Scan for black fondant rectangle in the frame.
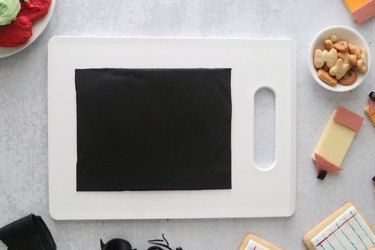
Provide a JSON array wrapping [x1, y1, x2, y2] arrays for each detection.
[[76, 68, 232, 191]]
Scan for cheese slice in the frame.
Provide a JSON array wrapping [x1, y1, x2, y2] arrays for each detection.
[[352, 0, 375, 24], [343, 0, 370, 12], [312, 111, 356, 167], [343, 0, 375, 24], [365, 106, 375, 126]]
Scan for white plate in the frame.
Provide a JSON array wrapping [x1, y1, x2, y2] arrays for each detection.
[[0, 0, 55, 58]]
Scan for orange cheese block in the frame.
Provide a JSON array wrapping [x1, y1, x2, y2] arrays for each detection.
[[343, 0, 375, 23], [343, 0, 371, 12], [352, 0, 375, 23], [365, 106, 375, 126]]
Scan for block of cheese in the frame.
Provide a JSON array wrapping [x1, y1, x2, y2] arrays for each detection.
[[353, 0, 375, 23], [369, 98, 375, 114], [303, 202, 375, 250], [344, 0, 371, 12], [343, 0, 375, 24], [365, 98, 375, 126], [365, 106, 375, 125], [238, 234, 282, 250], [312, 107, 363, 177]]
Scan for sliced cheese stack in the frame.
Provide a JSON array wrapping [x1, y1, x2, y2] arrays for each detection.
[[343, 0, 375, 24], [312, 107, 363, 178]]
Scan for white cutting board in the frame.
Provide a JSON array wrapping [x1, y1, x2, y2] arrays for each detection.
[[48, 37, 296, 220]]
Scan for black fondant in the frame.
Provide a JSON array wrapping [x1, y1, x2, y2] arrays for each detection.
[[317, 170, 327, 180], [76, 68, 232, 191], [369, 91, 375, 101], [0, 214, 56, 250]]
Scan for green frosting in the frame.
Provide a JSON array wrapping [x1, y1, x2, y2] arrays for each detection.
[[0, 0, 21, 26]]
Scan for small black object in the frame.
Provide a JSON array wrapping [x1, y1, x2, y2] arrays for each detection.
[[76, 68, 232, 191], [148, 234, 182, 250], [369, 91, 375, 101], [0, 214, 56, 250], [317, 170, 328, 180], [372, 176, 375, 182], [100, 238, 136, 250]]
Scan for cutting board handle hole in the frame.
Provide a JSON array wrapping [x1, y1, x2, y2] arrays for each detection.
[[254, 87, 275, 171]]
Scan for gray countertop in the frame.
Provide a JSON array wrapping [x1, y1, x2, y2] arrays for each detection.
[[0, 1, 374, 249]]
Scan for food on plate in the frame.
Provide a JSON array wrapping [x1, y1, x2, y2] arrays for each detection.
[[349, 43, 361, 58], [357, 49, 368, 73], [0, 16, 31, 47], [317, 69, 337, 87], [313, 35, 368, 87], [0, 0, 21, 26], [0, 0, 51, 47], [338, 69, 357, 85], [333, 40, 348, 53], [314, 48, 337, 69], [338, 51, 357, 66], [329, 58, 351, 80], [324, 39, 333, 50], [18, 0, 51, 22]]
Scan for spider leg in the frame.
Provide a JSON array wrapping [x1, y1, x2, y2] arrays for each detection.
[[162, 234, 169, 246]]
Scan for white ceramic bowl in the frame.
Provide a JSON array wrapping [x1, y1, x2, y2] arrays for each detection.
[[309, 25, 371, 92]]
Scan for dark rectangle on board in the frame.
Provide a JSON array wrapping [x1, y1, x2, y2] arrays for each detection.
[[75, 68, 232, 191]]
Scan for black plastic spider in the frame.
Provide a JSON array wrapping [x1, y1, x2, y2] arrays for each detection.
[[100, 238, 136, 250], [100, 234, 183, 250], [147, 234, 183, 250]]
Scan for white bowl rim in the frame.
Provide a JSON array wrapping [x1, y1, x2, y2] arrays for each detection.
[[308, 25, 371, 92]]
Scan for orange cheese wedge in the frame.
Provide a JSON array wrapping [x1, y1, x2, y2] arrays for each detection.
[[343, 0, 370, 12], [365, 106, 375, 126]]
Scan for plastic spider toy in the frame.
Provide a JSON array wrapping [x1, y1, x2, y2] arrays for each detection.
[[100, 234, 183, 250], [147, 234, 183, 250], [100, 238, 136, 250]]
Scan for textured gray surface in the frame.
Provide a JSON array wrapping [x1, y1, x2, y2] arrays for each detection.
[[0, 0, 374, 249]]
